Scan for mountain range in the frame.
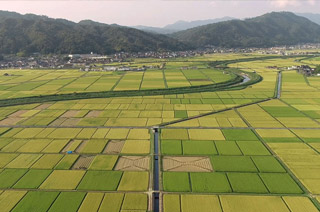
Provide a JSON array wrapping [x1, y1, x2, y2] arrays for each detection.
[[133, 17, 235, 34], [0, 11, 188, 55], [173, 12, 320, 48], [0, 11, 320, 54]]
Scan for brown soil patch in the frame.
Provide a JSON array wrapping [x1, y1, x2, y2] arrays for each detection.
[[61, 110, 81, 118], [162, 156, 213, 172], [85, 110, 102, 118], [0, 117, 25, 125], [8, 110, 28, 117], [34, 103, 52, 110], [75, 140, 89, 153], [49, 117, 67, 126], [60, 118, 81, 126], [72, 155, 94, 170], [115, 156, 150, 171], [103, 140, 125, 154]]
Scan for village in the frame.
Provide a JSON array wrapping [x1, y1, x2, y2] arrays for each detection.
[[267, 64, 320, 76], [0, 44, 319, 70], [290, 65, 320, 76]]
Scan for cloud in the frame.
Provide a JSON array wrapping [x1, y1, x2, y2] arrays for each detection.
[[209, 1, 218, 7], [307, 0, 316, 5], [270, 0, 301, 8]]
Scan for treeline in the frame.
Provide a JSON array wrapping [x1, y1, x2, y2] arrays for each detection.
[[173, 12, 320, 48], [0, 11, 189, 55]]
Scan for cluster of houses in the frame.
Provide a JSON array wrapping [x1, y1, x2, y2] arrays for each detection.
[[258, 44, 320, 55], [109, 51, 200, 59], [180, 66, 198, 70], [81, 62, 167, 72], [288, 65, 319, 76], [0, 55, 66, 69], [82, 66, 146, 72], [0, 44, 320, 70], [267, 64, 319, 77]]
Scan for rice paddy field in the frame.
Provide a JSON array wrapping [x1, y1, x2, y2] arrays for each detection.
[[0, 62, 234, 99], [0, 53, 319, 211]]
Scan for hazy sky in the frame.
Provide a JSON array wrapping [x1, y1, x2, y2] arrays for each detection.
[[0, 1, 319, 27]]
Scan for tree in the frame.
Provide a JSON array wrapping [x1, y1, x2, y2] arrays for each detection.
[[0, 54, 3, 61], [315, 66, 320, 74], [63, 56, 71, 61], [16, 51, 27, 57]]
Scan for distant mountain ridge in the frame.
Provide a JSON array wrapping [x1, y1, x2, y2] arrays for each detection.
[[133, 17, 235, 34], [132, 25, 177, 34], [0, 10, 189, 55], [296, 13, 320, 25], [164, 17, 235, 31], [173, 12, 320, 48]]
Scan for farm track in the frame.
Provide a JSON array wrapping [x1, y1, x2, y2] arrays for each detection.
[[276, 71, 282, 99], [160, 70, 282, 127], [2, 56, 320, 211], [156, 68, 320, 211], [0, 124, 319, 130], [234, 105, 311, 197]]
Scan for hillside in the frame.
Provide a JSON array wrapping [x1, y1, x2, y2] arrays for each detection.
[[173, 12, 320, 48], [0, 11, 189, 55], [133, 17, 235, 34]]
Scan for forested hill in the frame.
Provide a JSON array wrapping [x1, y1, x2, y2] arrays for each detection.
[[1, 11, 320, 54], [0, 11, 189, 55], [172, 12, 320, 48]]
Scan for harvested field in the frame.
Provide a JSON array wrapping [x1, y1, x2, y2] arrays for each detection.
[[163, 156, 213, 172], [34, 104, 52, 110], [0, 117, 25, 125], [72, 155, 95, 170], [85, 111, 102, 118], [115, 156, 150, 171], [49, 117, 67, 126], [8, 110, 28, 117], [60, 118, 81, 126], [103, 140, 125, 154]]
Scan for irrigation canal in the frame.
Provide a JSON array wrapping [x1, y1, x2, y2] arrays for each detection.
[[150, 69, 284, 212], [153, 127, 160, 212], [277, 71, 282, 99]]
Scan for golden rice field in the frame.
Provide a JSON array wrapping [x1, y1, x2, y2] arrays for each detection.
[[0, 53, 319, 211]]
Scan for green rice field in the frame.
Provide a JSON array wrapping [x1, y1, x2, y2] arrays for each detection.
[[0, 53, 319, 211]]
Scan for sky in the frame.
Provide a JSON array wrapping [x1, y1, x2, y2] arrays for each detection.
[[0, 1, 319, 27]]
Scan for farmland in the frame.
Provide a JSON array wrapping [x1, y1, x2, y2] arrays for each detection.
[[0, 53, 319, 211]]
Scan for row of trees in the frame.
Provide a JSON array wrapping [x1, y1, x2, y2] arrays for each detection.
[[0, 14, 188, 55]]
